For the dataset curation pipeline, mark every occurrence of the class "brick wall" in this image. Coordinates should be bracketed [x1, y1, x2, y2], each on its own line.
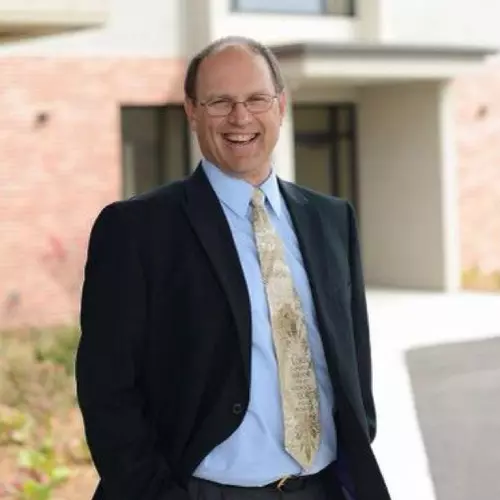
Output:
[0, 58, 185, 330]
[452, 59, 500, 285]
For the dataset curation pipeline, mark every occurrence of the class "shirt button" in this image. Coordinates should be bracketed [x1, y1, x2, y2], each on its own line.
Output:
[232, 403, 243, 415]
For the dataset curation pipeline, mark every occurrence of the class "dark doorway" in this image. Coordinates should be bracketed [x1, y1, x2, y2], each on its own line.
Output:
[294, 104, 358, 207]
[120, 106, 191, 198]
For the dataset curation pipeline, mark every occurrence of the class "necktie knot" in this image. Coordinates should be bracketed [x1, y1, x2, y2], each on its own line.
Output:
[251, 188, 266, 209]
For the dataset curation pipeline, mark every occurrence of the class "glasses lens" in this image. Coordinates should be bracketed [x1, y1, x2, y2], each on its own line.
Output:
[207, 101, 232, 116]
[246, 96, 272, 113]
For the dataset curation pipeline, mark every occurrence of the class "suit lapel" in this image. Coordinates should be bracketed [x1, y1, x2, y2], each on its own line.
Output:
[183, 165, 252, 382]
[279, 180, 344, 376]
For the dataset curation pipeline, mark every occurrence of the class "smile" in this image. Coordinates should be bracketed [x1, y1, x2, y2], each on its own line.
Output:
[222, 133, 259, 146]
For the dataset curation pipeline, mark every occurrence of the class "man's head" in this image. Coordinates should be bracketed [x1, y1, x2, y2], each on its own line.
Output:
[184, 36, 286, 185]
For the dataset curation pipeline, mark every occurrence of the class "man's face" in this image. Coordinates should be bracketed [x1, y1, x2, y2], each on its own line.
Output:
[185, 45, 286, 185]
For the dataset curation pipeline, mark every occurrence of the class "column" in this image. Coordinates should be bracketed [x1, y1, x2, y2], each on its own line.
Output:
[272, 97, 295, 182]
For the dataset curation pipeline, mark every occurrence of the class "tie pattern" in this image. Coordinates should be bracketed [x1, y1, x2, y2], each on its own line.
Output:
[251, 188, 320, 469]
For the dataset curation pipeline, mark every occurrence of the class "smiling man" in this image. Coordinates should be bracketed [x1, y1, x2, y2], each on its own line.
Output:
[184, 41, 284, 186]
[76, 36, 392, 500]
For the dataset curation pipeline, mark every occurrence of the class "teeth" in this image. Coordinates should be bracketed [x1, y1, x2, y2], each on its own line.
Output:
[225, 134, 256, 142]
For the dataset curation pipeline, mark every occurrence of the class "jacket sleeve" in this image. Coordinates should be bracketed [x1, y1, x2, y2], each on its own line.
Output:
[346, 202, 377, 442]
[75, 203, 188, 500]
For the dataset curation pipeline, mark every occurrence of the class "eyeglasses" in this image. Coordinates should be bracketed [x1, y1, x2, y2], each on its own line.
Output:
[197, 94, 278, 117]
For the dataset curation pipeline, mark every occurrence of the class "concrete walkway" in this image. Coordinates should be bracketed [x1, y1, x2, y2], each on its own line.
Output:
[366, 289, 500, 500]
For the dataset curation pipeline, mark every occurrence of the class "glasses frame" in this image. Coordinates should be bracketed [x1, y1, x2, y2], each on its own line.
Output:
[196, 94, 279, 117]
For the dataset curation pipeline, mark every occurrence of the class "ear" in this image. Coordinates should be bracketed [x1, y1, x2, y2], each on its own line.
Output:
[278, 91, 287, 125]
[184, 98, 198, 132]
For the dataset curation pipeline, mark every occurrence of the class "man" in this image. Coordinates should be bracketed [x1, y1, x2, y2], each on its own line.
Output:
[76, 36, 392, 500]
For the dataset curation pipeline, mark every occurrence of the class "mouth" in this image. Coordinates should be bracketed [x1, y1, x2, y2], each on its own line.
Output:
[222, 133, 260, 147]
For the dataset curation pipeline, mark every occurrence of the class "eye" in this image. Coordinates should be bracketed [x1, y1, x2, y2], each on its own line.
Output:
[209, 99, 231, 106]
[249, 95, 268, 102]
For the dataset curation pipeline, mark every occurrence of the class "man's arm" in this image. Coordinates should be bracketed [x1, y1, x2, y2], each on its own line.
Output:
[76, 203, 187, 500]
[346, 202, 377, 442]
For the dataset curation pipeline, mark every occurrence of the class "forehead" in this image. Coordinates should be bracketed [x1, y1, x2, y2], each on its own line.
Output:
[196, 45, 276, 98]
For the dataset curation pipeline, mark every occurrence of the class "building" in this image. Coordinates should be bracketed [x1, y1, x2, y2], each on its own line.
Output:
[1, 0, 500, 330]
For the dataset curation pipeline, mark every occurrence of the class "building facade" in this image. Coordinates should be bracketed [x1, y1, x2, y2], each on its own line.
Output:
[1, 0, 500, 329]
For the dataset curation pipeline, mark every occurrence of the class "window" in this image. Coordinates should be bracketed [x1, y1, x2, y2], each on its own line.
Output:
[120, 106, 191, 198]
[232, 0, 354, 16]
[294, 104, 358, 207]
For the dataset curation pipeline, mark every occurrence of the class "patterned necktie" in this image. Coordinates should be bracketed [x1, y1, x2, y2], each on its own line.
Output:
[250, 188, 320, 469]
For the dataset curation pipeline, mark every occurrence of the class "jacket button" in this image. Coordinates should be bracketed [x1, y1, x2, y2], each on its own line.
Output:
[232, 403, 243, 415]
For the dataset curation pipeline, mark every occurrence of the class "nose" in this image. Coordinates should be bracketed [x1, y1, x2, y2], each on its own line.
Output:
[228, 101, 252, 125]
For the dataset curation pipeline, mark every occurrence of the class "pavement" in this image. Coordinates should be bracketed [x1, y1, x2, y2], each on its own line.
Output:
[365, 289, 500, 500]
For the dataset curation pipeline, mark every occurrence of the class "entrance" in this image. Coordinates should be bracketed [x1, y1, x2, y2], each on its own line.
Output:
[294, 104, 358, 206]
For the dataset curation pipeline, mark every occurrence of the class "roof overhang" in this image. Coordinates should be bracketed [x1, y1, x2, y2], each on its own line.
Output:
[0, 0, 109, 42]
[270, 42, 498, 85]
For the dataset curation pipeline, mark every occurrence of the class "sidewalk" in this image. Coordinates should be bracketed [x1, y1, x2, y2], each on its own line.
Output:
[366, 289, 500, 500]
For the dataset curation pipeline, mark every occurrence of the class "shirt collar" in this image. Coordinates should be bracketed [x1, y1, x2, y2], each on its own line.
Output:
[201, 159, 282, 218]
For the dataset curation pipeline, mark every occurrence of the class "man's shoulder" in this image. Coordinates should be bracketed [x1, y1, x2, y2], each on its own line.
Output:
[93, 178, 189, 229]
[281, 180, 350, 212]
[124, 177, 188, 208]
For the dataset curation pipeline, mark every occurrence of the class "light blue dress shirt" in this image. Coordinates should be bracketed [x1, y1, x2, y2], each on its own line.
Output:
[193, 160, 337, 486]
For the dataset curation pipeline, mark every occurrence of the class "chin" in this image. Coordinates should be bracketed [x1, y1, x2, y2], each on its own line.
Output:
[235, 161, 271, 181]
[231, 157, 262, 170]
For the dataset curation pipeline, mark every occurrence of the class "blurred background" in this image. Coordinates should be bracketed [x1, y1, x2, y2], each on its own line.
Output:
[0, 0, 499, 498]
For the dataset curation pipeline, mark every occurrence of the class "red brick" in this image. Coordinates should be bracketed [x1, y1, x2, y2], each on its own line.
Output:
[0, 58, 185, 330]
[452, 59, 500, 277]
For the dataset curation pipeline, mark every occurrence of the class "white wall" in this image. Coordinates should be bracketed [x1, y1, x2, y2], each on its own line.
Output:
[272, 97, 295, 182]
[185, 0, 358, 54]
[0, 0, 185, 56]
[0, 0, 107, 27]
[211, 12, 357, 46]
[292, 85, 359, 103]
[358, 82, 460, 290]
[192, 0, 500, 51]
[356, 0, 383, 41]
[376, 0, 500, 48]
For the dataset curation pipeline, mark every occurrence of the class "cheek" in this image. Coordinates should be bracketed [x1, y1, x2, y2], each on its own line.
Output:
[196, 119, 218, 144]
[209, 122, 227, 144]
[261, 118, 281, 143]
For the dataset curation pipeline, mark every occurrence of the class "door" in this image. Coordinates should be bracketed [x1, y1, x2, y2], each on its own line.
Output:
[293, 104, 357, 207]
[295, 139, 332, 195]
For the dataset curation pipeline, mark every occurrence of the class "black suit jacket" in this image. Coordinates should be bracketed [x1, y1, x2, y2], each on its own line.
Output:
[76, 165, 391, 500]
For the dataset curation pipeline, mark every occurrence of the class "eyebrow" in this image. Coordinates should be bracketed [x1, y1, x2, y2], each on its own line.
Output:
[203, 91, 272, 101]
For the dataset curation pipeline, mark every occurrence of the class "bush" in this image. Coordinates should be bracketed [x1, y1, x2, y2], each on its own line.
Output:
[0, 325, 86, 500]
[33, 326, 80, 377]
[0, 327, 79, 420]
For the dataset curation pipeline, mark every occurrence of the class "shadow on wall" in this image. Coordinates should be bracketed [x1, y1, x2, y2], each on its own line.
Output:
[405, 337, 500, 500]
